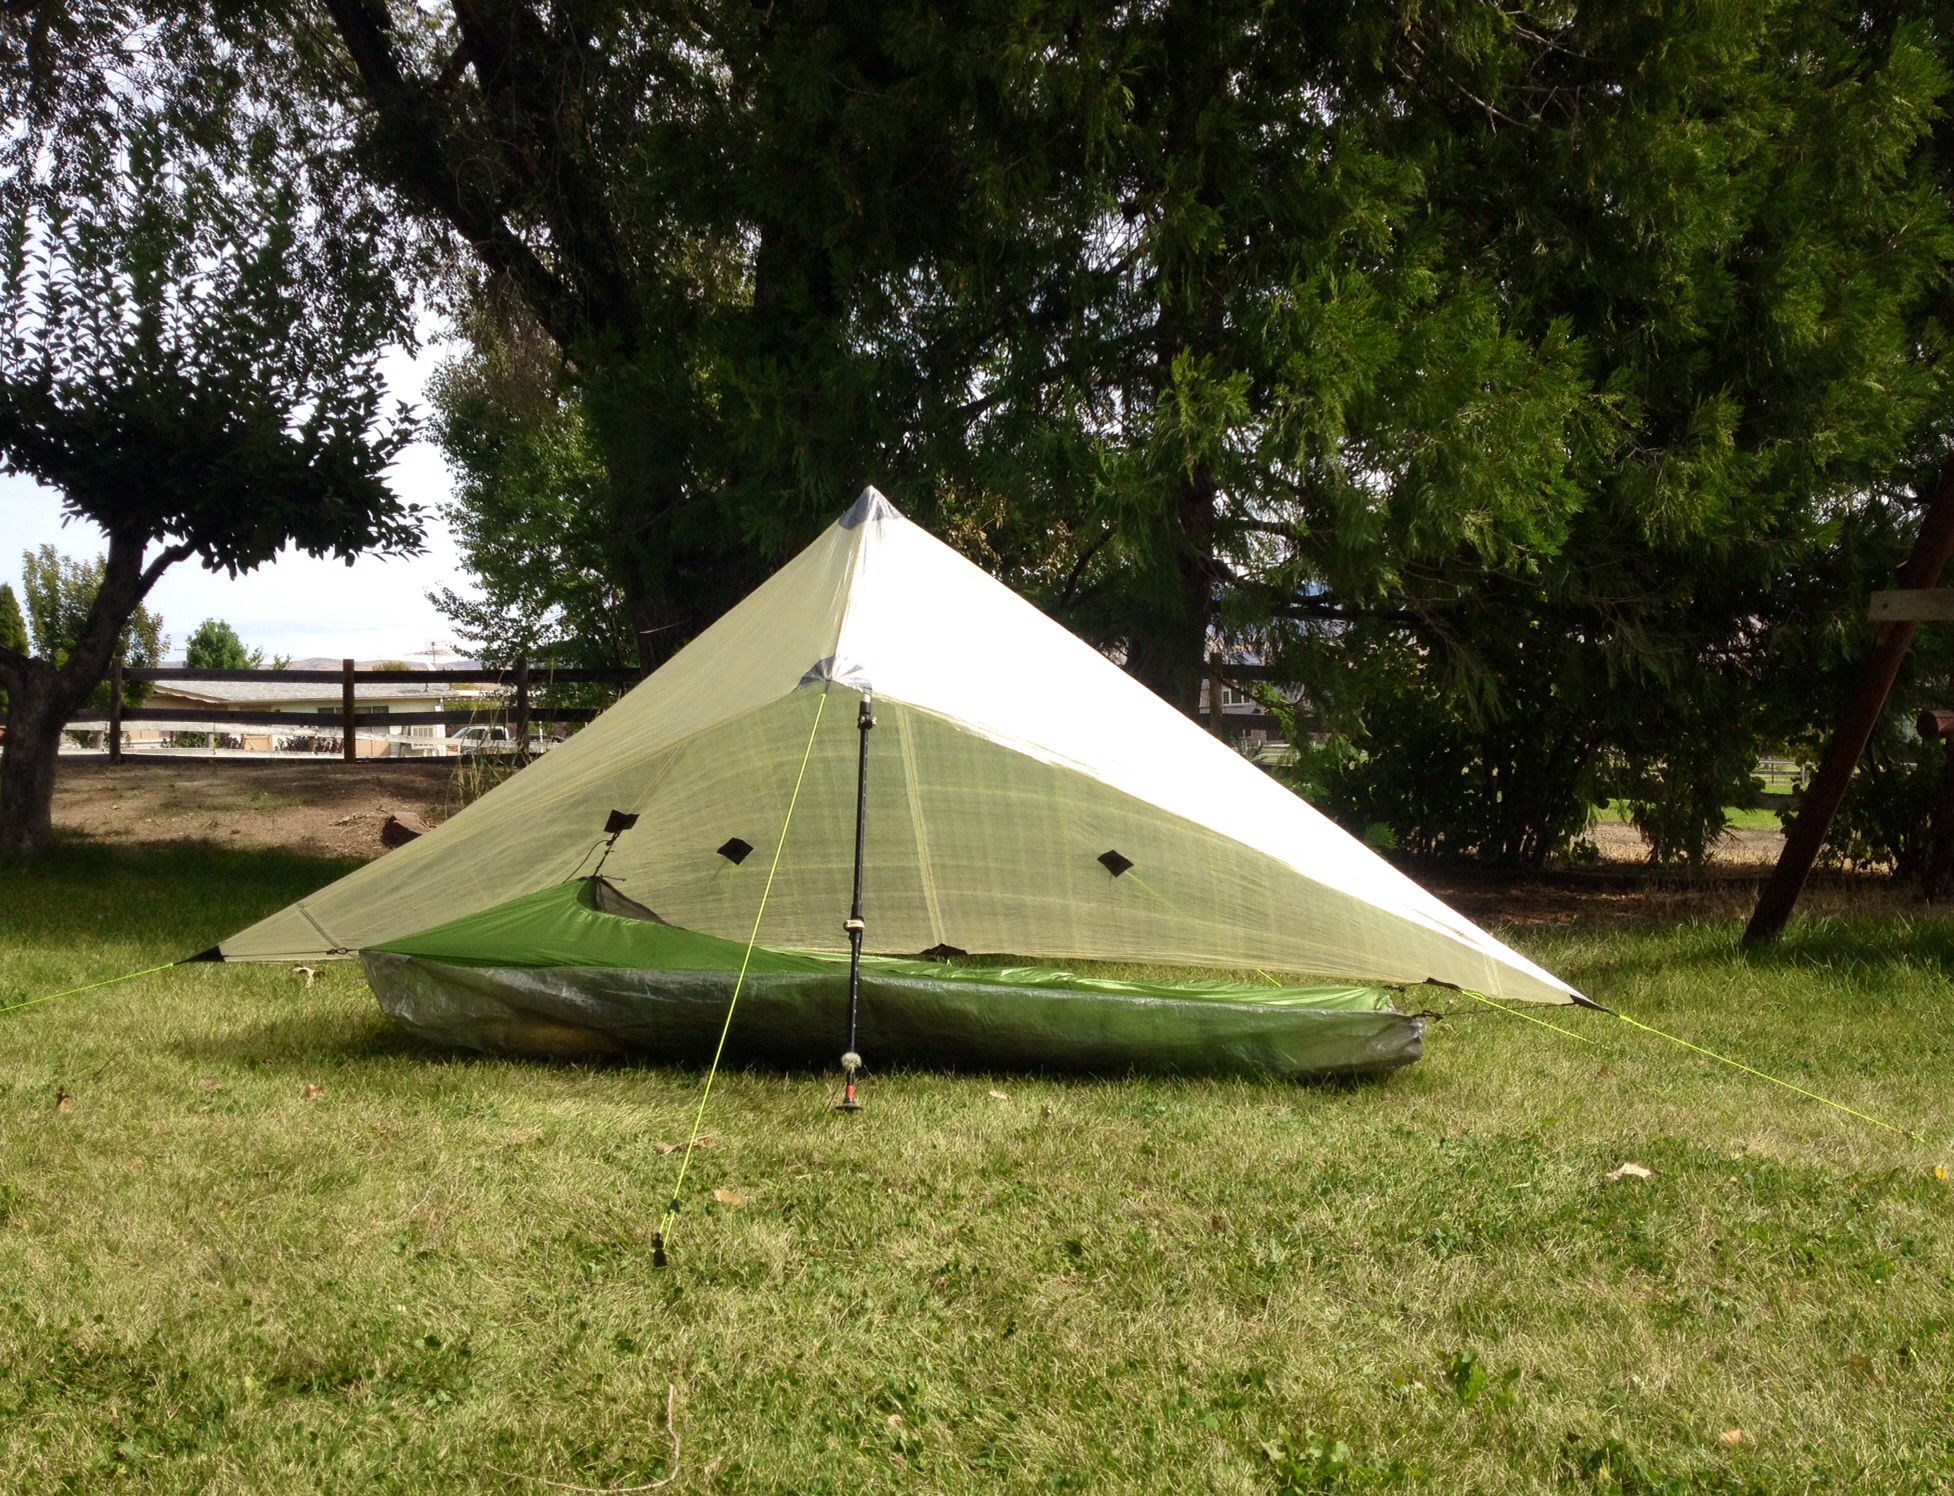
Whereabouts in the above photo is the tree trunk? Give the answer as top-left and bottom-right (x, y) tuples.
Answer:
(0, 529), (169, 856)
(1124, 463), (1220, 713)
(0, 670), (66, 857)
(1124, 0), (1227, 718)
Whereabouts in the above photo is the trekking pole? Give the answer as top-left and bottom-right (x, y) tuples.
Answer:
(837, 693), (875, 1111)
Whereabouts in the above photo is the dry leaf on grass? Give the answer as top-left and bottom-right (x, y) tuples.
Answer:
(302, 1083), (324, 1100)
(195, 1077), (222, 1093)
(1717, 1429), (1745, 1448)
(53, 1087), (71, 1114)
(292, 966), (317, 989)
(1606, 1162), (1655, 1182)
(654, 1133), (716, 1155)
(710, 1189), (745, 1207)
(987, 1089), (1009, 1101)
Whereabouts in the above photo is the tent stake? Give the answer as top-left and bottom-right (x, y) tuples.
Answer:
(837, 693), (875, 1111)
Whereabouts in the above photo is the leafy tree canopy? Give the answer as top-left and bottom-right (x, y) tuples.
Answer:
(0, 4), (423, 854)
(425, 314), (630, 669)
(184, 619), (262, 673)
(289, 0), (1954, 867)
(20, 546), (164, 710)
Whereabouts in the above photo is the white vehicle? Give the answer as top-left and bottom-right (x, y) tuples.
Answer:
(449, 724), (515, 756)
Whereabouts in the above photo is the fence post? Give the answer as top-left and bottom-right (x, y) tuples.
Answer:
(514, 656), (530, 760)
(108, 659), (123, 764)
(342, 658), (356, 763)
(1746, 450), (1954, 944)
(1206, 654), (1227, 738)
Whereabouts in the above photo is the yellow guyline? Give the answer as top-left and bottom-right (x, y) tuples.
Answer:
(654, 687), (831, 1266)
(1610, 1009), (1926, 1145)
(1462, 989), (1931, 1147)
(0, 961), (180, 1018)
(1457, 988), (1609, 1050)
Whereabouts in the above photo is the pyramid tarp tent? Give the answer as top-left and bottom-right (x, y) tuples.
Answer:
(222, 490), (1577, 1026)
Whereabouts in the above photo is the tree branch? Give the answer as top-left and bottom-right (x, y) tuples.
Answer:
(321, 0), (590, 351)
(139, 539), (195, 593)
(449, 0), (640, 347)
(1056, 526), (1115, 609)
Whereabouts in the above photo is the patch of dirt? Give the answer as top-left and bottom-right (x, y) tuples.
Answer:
(48, 758), (1903, 933)
(51, 759), (465, 860)
(1589, 818), (1784, 867)
(1421, 862), (1903, 935)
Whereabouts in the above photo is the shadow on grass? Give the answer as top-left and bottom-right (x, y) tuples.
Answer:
(1557, 908), (1954, 993)
(166, 1007), (443, 1072)
(1, 838), (360, 955)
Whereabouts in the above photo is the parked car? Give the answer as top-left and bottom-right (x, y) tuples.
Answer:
(450, 724), (516, 756)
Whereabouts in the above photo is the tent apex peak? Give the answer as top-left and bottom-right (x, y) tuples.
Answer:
(840, 485), (900, 529)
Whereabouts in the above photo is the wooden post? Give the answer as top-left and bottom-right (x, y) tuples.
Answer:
(1206, 654), (1227, 738)
(1928, 732), (1954, 902)
(1746, 451), (1954, 944)
(514, 656), (530, 760)
(342, 658), (357, 763)
(108, 659), (123, 764)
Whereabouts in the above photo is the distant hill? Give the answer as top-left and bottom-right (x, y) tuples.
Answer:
(285, 656), (486, 672)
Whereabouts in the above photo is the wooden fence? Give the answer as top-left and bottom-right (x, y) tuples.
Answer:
(69, 655), (1810, 810)
(85, 659), (637, 764)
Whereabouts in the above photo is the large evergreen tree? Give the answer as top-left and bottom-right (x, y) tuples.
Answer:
(1280, 1), (1954, 865)
(302, 0), (1953, 866)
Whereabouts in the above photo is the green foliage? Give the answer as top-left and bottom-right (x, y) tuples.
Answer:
(19, 546), (163, 709)
(1821, 734), (1941, 880)
(1250, 2), (1954, 865)
(0, 583), (22, 656)
(0, 582), (23, 713)
(184, 619), (262, 673)
(0, 6), (419, 575)
(425, 318), (629, 669)
(297, 2), (1954, 865)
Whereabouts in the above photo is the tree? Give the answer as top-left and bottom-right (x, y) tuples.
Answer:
(0, 582), (24, 716)
(21, 546), (165, 710)
(303, 0), (1954, 870)
(424, 314), (632, 669)
(184, 619), (262, 673)
(0, 7), (419, 855)
(298, 0), (1070, 670)
(1279, 1), (1954, 866)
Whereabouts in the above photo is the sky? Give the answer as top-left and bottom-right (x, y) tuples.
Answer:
(0, 345), (479, 664)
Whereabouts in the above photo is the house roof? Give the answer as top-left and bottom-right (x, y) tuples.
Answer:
(146, 680), (456, 706)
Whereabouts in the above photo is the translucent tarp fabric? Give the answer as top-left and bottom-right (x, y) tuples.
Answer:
(363, 883), (1424, 1077)
(224, 489), (1576, 1005)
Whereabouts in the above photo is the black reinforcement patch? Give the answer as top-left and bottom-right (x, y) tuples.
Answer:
(1098, 849), (1134, 878)
(717, 837), (755, 865)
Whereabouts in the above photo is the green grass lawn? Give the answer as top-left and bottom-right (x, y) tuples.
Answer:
(2, 844), (1951, 1493)
(1599, 800), (1788, 834)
